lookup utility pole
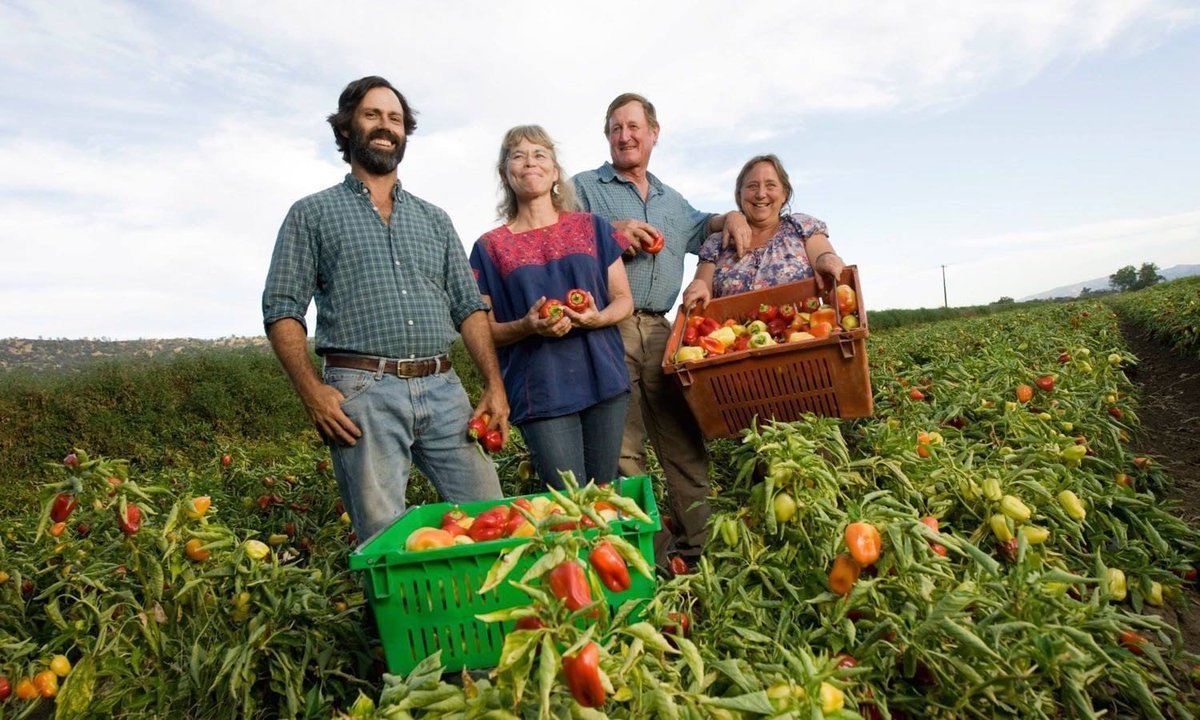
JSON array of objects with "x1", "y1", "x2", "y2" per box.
[{"x1": 941, "y1": 265, "x2": 948, "y2": 308}]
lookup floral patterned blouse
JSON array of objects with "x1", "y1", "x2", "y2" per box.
[{"x1": 698, "y1": 213, "x2": 829, "y2": 298}]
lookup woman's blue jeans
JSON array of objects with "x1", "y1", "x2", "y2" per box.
[{"x1": 519, "y1": 391, "x2": 631, "y2": 490}]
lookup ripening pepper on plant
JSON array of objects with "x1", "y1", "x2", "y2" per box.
[
  {"x1": 50, "y1": 492, "x2": 78, "y2": 523},
  {"x1": 562, "y1": 641, "x2": 605, "y2": 708},
  {"x1": 990, "y1": 514, "x2": 1014, "y2": 542},
  {"x1": 588, "y1": 541, "x2": 631, "y2": 593},
  {"x1": 999, "y1": 495, "x2": 1032, "y2": 522},
  {"x1": 1057, "y1": 490, "x2": 1086, "y2": 521},
  {"x1": 548, "y1": 560, "x2": 593, "y2": 613},
  {"x1": 1107, "y1": 568, "x2": 1128, "y2": 601},
  {"x1": 844, "y1": 522, "x2": 882, "y2": 566},
  {"x1": 828, "y1": 553, "x2": 860, "y2": 596},
  {"x1": 117, "y1": 502, "x2": 142, "y2": 535}
]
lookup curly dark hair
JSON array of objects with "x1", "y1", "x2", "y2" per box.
[{"x1": 326, "y1": 76, "x2": 418, "y2": 164}]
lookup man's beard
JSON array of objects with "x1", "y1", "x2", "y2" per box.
[{"x1": 349, "y1": 126, "x2": 407, "y2": 175}]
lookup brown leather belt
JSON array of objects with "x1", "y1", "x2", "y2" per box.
[
  {"x1": 633, "y1": 308, "x2": 667, "y2": 317},
  {"x1": 324, "y1": 353, "x2": 451, "y2": 378}
]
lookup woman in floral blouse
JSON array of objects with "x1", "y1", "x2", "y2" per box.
[{"x1": 681, "y1": 154, "x2": 845, "y2": 309}]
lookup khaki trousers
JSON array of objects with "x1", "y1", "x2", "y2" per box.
[{"x1": 618, "y1": 315, "x2": 711, "y2": 561}]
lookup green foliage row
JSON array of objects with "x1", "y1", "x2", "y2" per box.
[
  {"x1": 0, "y1": 341, "x2": 565, "y2": 518},
  {"x1": 0, "y1": 347, "x2": 311, "y2": 515},
  {"x1": 866, "y1": 297, "x2": 1062, "y2": 331},
  {"x1": 1107, "y1": 275, "x2": 1200, "y2": 357}
]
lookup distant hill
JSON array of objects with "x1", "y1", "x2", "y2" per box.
[
  {"x1": 1021, "y1": 264, "x2": 1200, "y2": 301},
  {"x1": 0, "y1": 336, "x2": 272, "y2": 374}
]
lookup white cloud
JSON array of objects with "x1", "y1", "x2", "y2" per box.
[{"x1": 0, "y1": 0, "x2": 1197, "y2": 338}]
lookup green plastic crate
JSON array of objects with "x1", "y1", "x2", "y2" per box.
[{"x1": 348, "y1": 475, "x2": 661, "y2": 675}]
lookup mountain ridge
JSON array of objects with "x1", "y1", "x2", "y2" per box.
[{"x1": 1020, "y1": 263, "x2": 1200, "y2": 301}]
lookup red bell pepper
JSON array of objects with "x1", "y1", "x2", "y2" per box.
[
  {"x1": 466, "y1": 412, "x2": 490, "y2": 440},
  {"x1": 548, "y1": 560, "x2": 592, "y2": 612},
  {"x1": 588, "y1": 541, "x2": 631, "y2": 592},
  {"x1": 778, "y1": 303, "x2": 796, "y2": 321},
  {"x1": 642, "y1": 232, "x2": 664, "y2": 255},
  {"x1": 756, "y1": 303, "x2": 778, "y2": 323},
  {"x1": 733, "y1": 335, "x2": 751, "y2": 352},
  {"x1": 696, "y1": 317, "x2": 721, "y2": 337},
  {"x1": 682, "y1": 326, "x2": 700, "y2": 346},
  {"x1": 50, "y1": 493, "x2": 78, "y2": 523},
  {"x1": 469, "y1": 505, "x2": 510, "y2": 542},
  {"x1": 481, "y1": 429, "x2": 504, "y2": 454},
  {"x1": 539, "y1": 298, "x2": 565, "y2": 321},
  {"x1": 562, "y1": 641, "x2": 606, "y2": 708},
  {"x1": 565, "y1": 289, "x2": 590, "y2": 313},
  {"x1": 442, "y1": 507, "x2": 469, "y2": 528}
]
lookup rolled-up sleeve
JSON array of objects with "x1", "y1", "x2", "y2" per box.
[
  {"x1": 439, "y1": 213, "x2": 488, "y2": 329},
  {"x1": 262, "y1": 200, "x2": 318, "y2": 333}
]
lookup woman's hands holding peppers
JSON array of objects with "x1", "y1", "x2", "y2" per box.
[
  {"x1": 562, "y1": 291, "x2": 606, "y2": 329},
  {"x1": 525, "y1": 297, "x2": 573, "y2": 338}
]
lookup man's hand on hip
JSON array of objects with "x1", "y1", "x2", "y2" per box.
[{"x1": 305, "y1": 384, "x2": 363, "y2": 446}]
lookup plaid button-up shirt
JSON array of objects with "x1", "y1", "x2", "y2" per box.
[
  {"x1": 573, "y1": 162, "x2": 713, "y2": 313},
  {"x1": 263, "y1": 174, "x2": 486, "y2": 359}
]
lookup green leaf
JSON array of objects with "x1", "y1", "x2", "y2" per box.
[
  {"x1": 536, "y1": 634, "x2": 561, "y2": 719},
  {"x1": 479, "y1": 543, "x2": 531, "y2": 595},
  {"x1": 697, "y1": 690, "x2": 776, "y2": 714},
  {"x1": 55, "y1": 654, "x2": 97, "y2": 719}
]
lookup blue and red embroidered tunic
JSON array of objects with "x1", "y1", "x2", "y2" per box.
[{"x1": 469, "y1": 212, "x2": 631, "y2": 424}]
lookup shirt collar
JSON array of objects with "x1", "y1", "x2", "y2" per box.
[
  {"x1": 598, "y1": 162, "x2": 662, "y2": 194},
  {"x1": 343, "y1": 173, "x2": 405, "y2": 201}
]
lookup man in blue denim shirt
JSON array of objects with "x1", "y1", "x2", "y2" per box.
[
  {"x1": 263, "y1": 76, "x2": 506, "y2": 543},
  {"x1": 573, "y1": 93, "x2": 749, "y2": 569}
]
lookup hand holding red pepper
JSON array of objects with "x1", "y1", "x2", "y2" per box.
[{"x1": 528, "y1": 297, "x2": 571, "y2": 338}]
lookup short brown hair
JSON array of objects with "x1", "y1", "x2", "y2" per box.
[
  {"x1": 604, "y1": 93, "x2": 659, "y2": 135},
  {"x1": 495, "y1": 125, "x2": 580, "y2": 222},
  {"x1": 735, "y1": 154, "x2": 794, "y2": 212}
]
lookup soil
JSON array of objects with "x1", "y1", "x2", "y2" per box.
[{"x1": 1119, "y1": 322, "x2": 1200, "y2": 668}]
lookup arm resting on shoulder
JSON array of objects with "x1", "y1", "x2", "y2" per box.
[{"x1": 708, "y1": 211, "x2": 751, "y2": 258}]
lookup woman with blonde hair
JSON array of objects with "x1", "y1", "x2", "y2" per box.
[{"x1": 469, "y1": 125, "x2": 633, "y2": 489}]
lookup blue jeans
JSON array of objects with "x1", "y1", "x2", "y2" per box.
[
  {"x1": 519, "y1": 391, "x2": 630, "y2": 490},
  {"x1": 323, "y1": 365, "x2": 502, "y2": 544}
]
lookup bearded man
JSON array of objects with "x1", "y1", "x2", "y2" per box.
[{"x1": 263, "y1": 76, "x2": 507, "y2": 544}]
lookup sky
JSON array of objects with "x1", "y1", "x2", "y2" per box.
[{"x1": 2, "y1": 0, "x2": 1198, "y2": 340}]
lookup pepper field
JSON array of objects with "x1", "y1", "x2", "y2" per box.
[{"x1": 2, "y1": 278, "x2": 1200, "y2": 718}]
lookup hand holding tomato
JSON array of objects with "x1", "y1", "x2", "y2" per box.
[{"x1": 612, "y1": 220, "x2": 663, "y2": 256}]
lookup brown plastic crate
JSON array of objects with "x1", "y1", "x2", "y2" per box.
[{"x1": 662, "y1": 266, "x2": 873, "y2": 438}]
